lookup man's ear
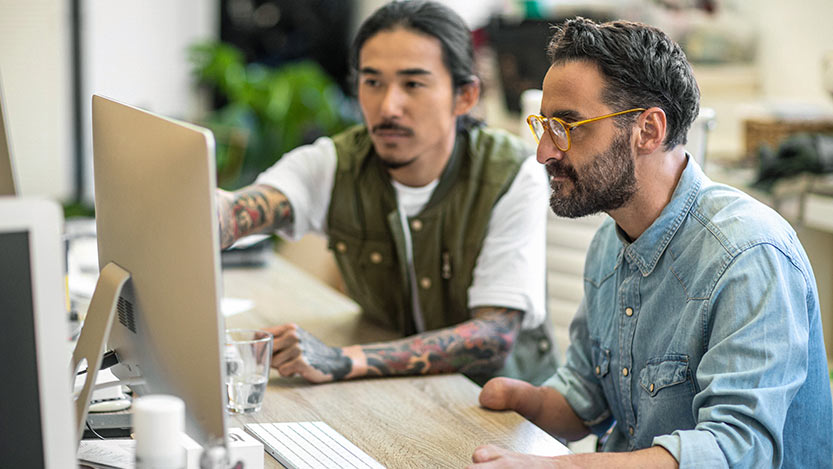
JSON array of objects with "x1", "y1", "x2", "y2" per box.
[
  {"x1": 635, "y1": 107, "x2": 667, "y2": 155},
  {"x1": 453, "y1": 76, "x2": 481, "y2": 116}
]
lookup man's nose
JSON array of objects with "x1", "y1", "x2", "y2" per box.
[
  {"x1": 536, "y1": 132, "x2": 565, "y2": 165},
  {"x1": 380, "y1": 86, "x2": 405, "y2": 118}
]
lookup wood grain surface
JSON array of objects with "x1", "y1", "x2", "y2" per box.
[{"x1": 222, "y1": 253, "x2": 569, "y2": 468}]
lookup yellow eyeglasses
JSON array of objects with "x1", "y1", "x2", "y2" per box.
[{"x1": 527, "y1": 108, "x2": 646, "y2": 152}]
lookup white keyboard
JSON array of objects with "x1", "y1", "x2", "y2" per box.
[{"x1": 244, "y1": 421, "x2": 386, "y2": 469}]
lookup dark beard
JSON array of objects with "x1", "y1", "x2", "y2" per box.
[
  {"x1": 547, "y1": 130, "x2": 637, "y2": 218},
  {"x1": 371, "y1": 121, "x2": 417, "y2": 169},
  {"x1": 377, "y1": 155, "x2": 417, "y2": 170}
]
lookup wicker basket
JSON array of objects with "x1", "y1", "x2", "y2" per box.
[{"x1": 744, "y1": 118, "x2": 833, "y2": 157}]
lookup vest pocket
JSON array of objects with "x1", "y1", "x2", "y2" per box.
[{"x1": 329, "y1": 233, "x2": 402, "y2": 329}]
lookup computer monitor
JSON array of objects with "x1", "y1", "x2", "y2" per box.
[
  {"x1": 0, "y1": 198, "x2": 77, "y2": 468},
  {"x1": 72, "y1": 95, "x2": 228, "y2": 453},
  {"x1": 0, "y1": 76, "x2": 19, "y2": 196}
]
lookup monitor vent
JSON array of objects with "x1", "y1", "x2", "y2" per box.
[{"x1": 117, "y1": 296, "x2": 136, "y2": 333}]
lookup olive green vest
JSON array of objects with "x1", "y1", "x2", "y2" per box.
[{"x1": 327, "y1": 125, "x2": 558, "y2": 385}]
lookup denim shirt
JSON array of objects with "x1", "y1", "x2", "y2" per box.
[{"x1": 546, "y1": 158, "x2": 832, "y2": 468}]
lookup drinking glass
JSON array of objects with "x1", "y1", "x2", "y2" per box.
[{"x1": 224, "y1": 329, "x2": 273, "y2": 414}]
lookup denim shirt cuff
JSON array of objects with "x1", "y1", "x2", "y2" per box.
[{"x1": 653, "y1": 431, "x2": 728, "y2": 469}]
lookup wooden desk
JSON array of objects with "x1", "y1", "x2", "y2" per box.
[{"x1": 222, "y1": 254, "x2": 570, "y2": 467}]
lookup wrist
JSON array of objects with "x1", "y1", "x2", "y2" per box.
[{"x1": 342, "y1": 345, "x2": 366, "y2": 379}]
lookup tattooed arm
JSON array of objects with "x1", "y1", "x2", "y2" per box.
[
  {"x1": 265, "y1": 307, "x2": 523, "y2": 383},
  {"x1": 217, "y1": 184, "x2": 293, "y2": 249}
]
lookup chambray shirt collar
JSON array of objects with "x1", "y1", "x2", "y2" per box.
[{"x1": 616, "y1": 155, "x2": 703, "y2": 276}]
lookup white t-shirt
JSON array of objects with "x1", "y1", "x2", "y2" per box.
[{"x1": 255, "y1": 136, "x2": 548, "y2": 329}]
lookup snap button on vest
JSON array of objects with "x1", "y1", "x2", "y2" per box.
[
  {"x1": 410, "y1": 219, "x2": 423, "y2": 231},
  {"x1": 538, "y1": 338, "x2": 550, "y2": 352},
  {"x1": 336, "y1": 241, "x2": 347, "y2": 253},
  {"x1": 420, "y1": 277, "x2": 432, "y2": 289},
  {"x1": 369, "y1": 252, "x2": 383, "y2": 264}
]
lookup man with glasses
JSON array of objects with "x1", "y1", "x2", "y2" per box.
[
  {"x1": 216, "y1": 1, "x2": 559, "y2": 386},
  {"x1": 469, "y1": 17, "x2": 831, "y2": 468}
]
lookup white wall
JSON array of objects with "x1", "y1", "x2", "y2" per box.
[
  {"x1": 0, "y1": 0, "x2": 73, "y2": 200},
  {"x1": 80, "y1": 0, "x2": 218, "y2": 203},
  {"x1": 756, "y1": 0, "x2": 833, "y2": 105},
  {"x1": 0, "y1": 0, "x2": 217, "y2": 203}
]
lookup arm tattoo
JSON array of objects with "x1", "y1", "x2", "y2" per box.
[
  {"x1": 296, "y1": 329, "x2": 352, "y2": 381},
  {"x1": 219, "y1": 185, "x2": 293, "y2": 249},
  {"x1": 361, "y1": 307, "x2": 523, "y2": 378}
]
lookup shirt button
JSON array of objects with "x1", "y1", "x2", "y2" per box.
[
  {"x1": 369, "y1": 252, "x2": 383, "y2": 264},
  {"x1": 595, "y1": 366, "x2": 601, "y2": 375},
  {"x1": 649, "y1": 383, "x2": 655, "y2": 393},
  {"x1": 629, "y1": 426, "x2": 634, "y2": 436},
  {"x1": 420, "y1": 277, "x2": 432, "y2": 289},
  {"x1": 622, "y1": 367, "x2": 629, "y2": 377},
  {"x1": 335, "y1": 241, "x2": 347, "y2": 253},
  {"x1": 410, "y1": 219, "x2": 423, "y2": 231},
  {"x1": 625, "y1": 307, "x2": 633, "y2": 317}
]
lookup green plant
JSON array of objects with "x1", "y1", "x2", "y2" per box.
[{"x1": 189, "y1": 42, "x2": 358, "y2": 189}]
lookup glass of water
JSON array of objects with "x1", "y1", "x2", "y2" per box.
[{"x1": 224, "y1": 329, "x2": 273, "y2": 414}]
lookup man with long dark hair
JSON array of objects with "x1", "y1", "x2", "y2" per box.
[
  {"x1": 217, "y1": 1, "x2": 558, "y2": 386},
  {"x1": 469, "y1": 17, "x2": 832, "y2": 468}
]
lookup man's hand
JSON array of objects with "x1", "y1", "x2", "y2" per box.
[
  {"x1": 479, "y1": 378, "x2": 591, "y2": 441},
  {"x1": 468, "y1": 445, "x2": 574, "y2": 468},
  {"x1": 265, "y1": 324, "x2": 352, "y2": 383},
  {"x1": 468, "y1": 445, "x2": 679, "y2": 469}
]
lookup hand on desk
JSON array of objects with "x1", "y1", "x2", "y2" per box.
[
  {"x1": 475, "y1": 379, "x2": 679, "y2": 469},
  {"x1": 265, "y1": 324, "x2": 352, "y2": 383},
  {"x1": 468, "y1": 445, "x2": 579, "y2": 468}
]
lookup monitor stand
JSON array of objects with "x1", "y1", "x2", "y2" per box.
[
  {"x1": 71, "y1": 262, "x2": 131, "y2": 445},
  {"x1": 70, "y1": 262, "x2": 229, "y2": 469}
]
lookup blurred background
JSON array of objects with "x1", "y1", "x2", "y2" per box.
[
  {"x1": 2, "y1": 0, "x2": 833, "y2": 379},
  {"x1": 2, "y1": 0, "x2": 832, "y2": 202}
]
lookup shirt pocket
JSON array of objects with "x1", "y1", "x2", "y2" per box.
[
  {"x1": 635, "y1": 354, "x2": 697, "y2": 447},
  {"x1": 639, "y1": 354, "x2": 694, "y2": 399}
]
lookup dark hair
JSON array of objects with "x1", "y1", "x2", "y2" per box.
[
  {"x1": 547, "y1": 17, "x2": 700, "y2": 150},
  {"x1": 350, "y1": 0, "x2": 481, "y2": 130}
]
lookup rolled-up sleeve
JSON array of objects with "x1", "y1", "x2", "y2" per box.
[
  {"x1": 544, "y1": 297, "x2": 613, "y2": 433},
  {"x1": 654, "y1": 243, "x2": 812, "y2": 468}
]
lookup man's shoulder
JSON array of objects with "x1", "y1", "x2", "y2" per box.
[
  {"x1": 688, "y1": 182, "x2": 798, "y2": 257},
  {"x1": 330, "y1": 125, "x2": 372, "y2": 170},
  {"x1": 467, "y1": 126, "x2": 534, "y2": 164}
]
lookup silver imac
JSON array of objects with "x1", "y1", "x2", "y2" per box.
[
  {"x1": 0, "y1": 198, "x2": 76, "y2": 468},
  {"x1": 0, "y1": 77, "x2": 19, "y2": 196},
  {"x1": 72, "y1": 95, "x2": 228, "y2": 454}
]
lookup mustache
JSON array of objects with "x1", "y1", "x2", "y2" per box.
[
  {"x1": 371, "y1": 121, "x2": 414, "y2": 136},
  {"x1": 546, "y1": 161, "x2": 578, "y2": 181}
]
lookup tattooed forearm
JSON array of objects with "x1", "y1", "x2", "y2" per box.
[
  {"x1": 295, "y1": 328, "x2": 352, "y2": 381},
  {"x1": 359, "y1": 307, "x2": 523, "y2": 378},
  {"x1": 218, "y1": 184, "x2": 293, "y2": 249}
]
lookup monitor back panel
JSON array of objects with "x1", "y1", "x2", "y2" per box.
[{"x1": 91, "y1": 95, "x2": 226, "y2": 447}]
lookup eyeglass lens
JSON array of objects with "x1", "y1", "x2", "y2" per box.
[{"x1": 531, "y1": 117, "x2": 568, "y2": 149}]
